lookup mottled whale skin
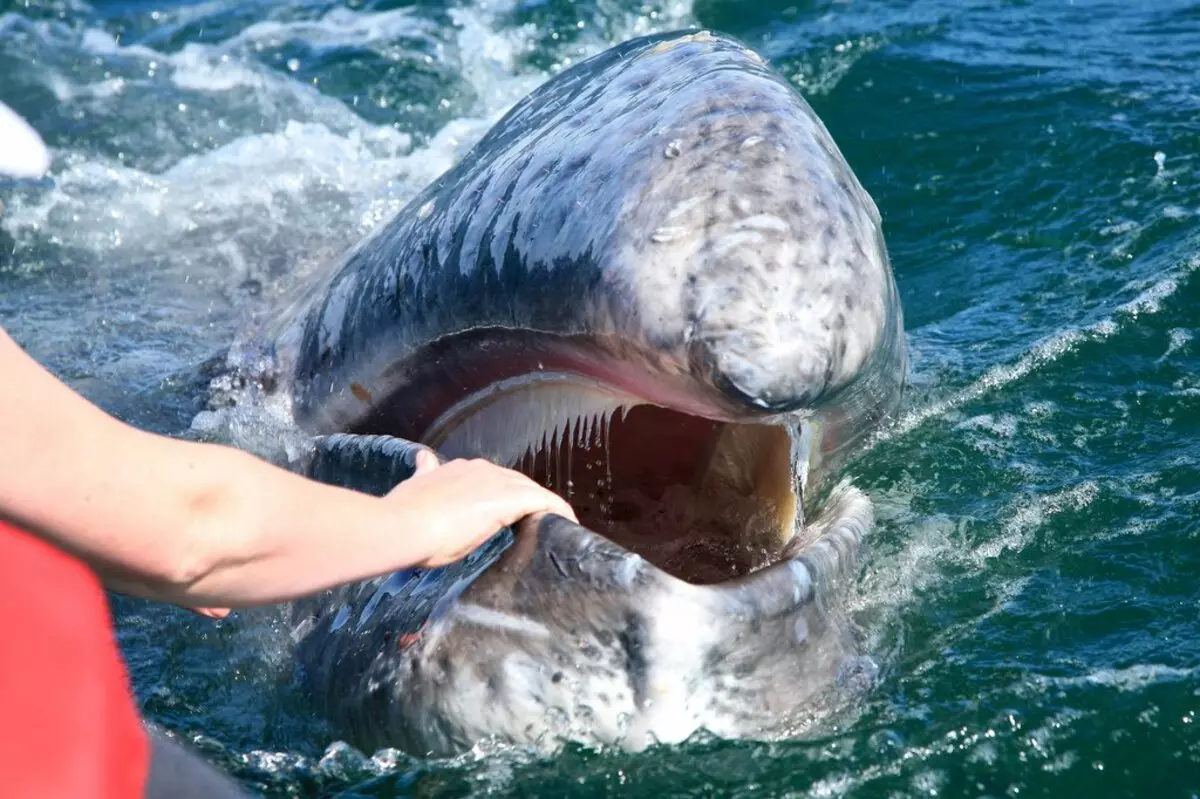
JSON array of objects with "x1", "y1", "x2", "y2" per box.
[
  {"x1": 269, "y1": 30, "x2": 903, "y2": 449},
  {"x1": 251, "y1": 29, "x2": 907, "y2": 757}
]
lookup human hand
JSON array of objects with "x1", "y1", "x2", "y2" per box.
[{"x1": 391, "y1": 450, "x2": 578, "y2": 567}]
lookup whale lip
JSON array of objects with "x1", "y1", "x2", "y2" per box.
[
  {"x1": 512, "y1": 481, "x2": 871, "y2": 620},
  {"x1": 709, "y1": 369, "x2": 816, "y2": 414}
]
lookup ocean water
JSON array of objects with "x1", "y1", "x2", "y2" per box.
[{"x1": 2, "y1": 0, "x2": 1199, "y2": 795}]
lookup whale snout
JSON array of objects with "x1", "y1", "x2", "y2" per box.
[
  {"x1": 689, "y1": 264, "x2": 893, "y2": 414},
  {"x1": 670, "y1": 199, "x2": 894, "y2": 415},
  {"x1": 608, "y1": 59, "x2": 896, "y2": 416}
]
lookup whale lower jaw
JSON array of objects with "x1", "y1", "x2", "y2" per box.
[
  {"x1": 398, "y1": 493, "x2": 872, "y2": 757},
  {"x1": 293, "y1": 433, "x2": 873, "y2": 758}
]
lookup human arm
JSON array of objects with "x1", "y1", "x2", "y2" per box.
[{"x1": 0, "y1": 328, "x2": 576, "y2": 609}]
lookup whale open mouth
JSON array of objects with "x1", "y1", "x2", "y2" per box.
[{"x1": 418, "y1": 374, "x2": 807, "y2": 586}]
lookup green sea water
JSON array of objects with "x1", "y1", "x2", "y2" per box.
[{"x1": 2, "y1": 0, "x2": 1198, "y2": 795}]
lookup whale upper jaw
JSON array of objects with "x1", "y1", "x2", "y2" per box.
[
  {"x1": 293, "y1": 433, "x2": 874, "y2": 757},
  {"x1": 266, "y1": 28, "x2": 903, "y2": 444}
]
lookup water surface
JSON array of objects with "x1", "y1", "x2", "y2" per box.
[{"x1": 2, "y1": 0, "x2": 1198, "y2": 795}]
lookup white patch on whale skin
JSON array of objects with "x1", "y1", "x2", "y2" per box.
[
  {"x1": 620, "y1": 588, "x2": 722, "y2": 749},
  {"x1": 647, "y1": 29, "x2": 717, "y2": 56},
  {"x1": 610, "y1": 530, "x2": 841, "y2": 750},
  {"x1": 450, "y1": 603, "x2": 552, "y2": 639},
  {"x1": 650, "y1": 224, "x2": 690, "y2": 243},
  {"x1": 734, "y1": 213, "x2": 790, "y2": 233},
  {"x1": 666, "y1": 194, "x2": 709, "y2": 220},
  {"x1": 787, "y1": 559, "x2": 814, "y2": 603}
]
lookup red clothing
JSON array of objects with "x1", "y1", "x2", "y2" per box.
[{"x1": 0, "y1": 520, "x2": 149, "y2": 798}]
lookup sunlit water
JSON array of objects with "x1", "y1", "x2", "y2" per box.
[{"x1": 3, "y1": 0, "x2": 1199, "y2": 795}]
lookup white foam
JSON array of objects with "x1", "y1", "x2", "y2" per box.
[
  {"x1": 3, "y1": 120, "x2": 413, "y2": 272},
  {"x1": 787, "y1": 34, "x2": 884, "y2": 97},
  {"x1": 2, "y1": 0, "x2": 699, "y2": 275},
  {"x1": 853, "y1": 477, "x2": 1094, "y2": 662},
  {"x1": 224, "y1": 5, "x2": 442, "y2": 55},
  {"x1": 0, "y1": 100, "x2": 50, "y2": 178},
  {"x1": 971, "y1": 481, "x2": 1099, "y2": 565},
  {"x1": 1035, "y1": 663, "x2": 1195, "y2": 693},
  {"x1": 237, "y1": 739, "x2": 421, "y2": 780},
  {"x1": 849, "y1": 256, "x2": 1200, "y2": 690},
  {"x1": 168, "y1": 45, "x2": 277, "y2": 93},
  {"x1": 874, "y1": 255, "x2": 1200, "y2": 448}
]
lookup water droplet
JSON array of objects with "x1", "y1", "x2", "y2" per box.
[
  {"x1": 664, "y1": 139, "x2": 682, "y2": 158},
  {"x1": 603, "y1": 415, "x2": 613, "y2": 499}
]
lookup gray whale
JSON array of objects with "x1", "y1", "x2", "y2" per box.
[{"x1": 217, "y1": 29, "x2": 906, "y2": 757}]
